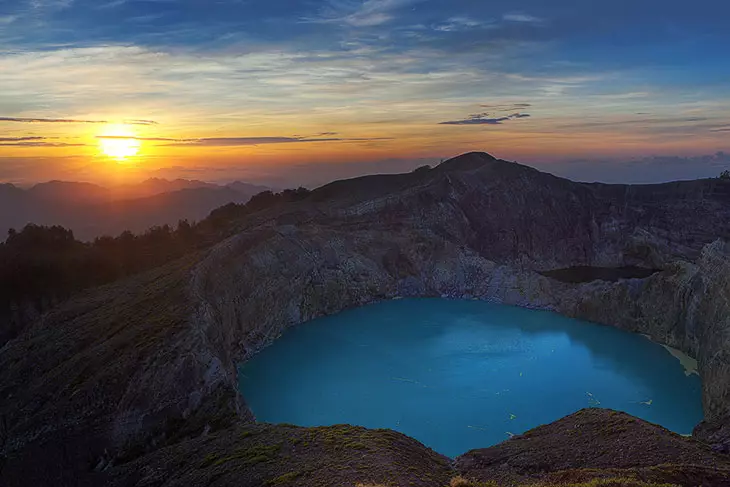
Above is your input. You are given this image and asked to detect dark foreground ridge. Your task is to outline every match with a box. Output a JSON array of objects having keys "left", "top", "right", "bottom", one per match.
[
  {"left": 103, "top": 410, "right": 730, "bottom": 487},
  {"left": 457, "top": 409, "right": 730, "bottom": 486},
  {"left": 2, "top": 152, "right": 730, "bottom": 486}
]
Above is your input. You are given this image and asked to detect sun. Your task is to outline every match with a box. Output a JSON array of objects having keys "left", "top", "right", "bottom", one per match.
[
  {"left": 100, "top": 137, "right": 140, "bottom": 160},
  {"left": 98, "top": 125, "right": 141, "bottom": 161}
]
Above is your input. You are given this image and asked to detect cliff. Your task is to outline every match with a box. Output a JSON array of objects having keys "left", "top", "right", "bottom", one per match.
[{"left": 1, "top": 152, "right": 729, "bottom": 485}]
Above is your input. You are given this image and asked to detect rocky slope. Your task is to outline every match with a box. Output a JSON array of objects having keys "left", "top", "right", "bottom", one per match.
[
  {"left": 456, "top": 409, "right": 730, "bottom": 486},
  {"left": 100, "top": 410, "right": 730, "bottom": 487},
  {"left": 1, "top": 152, "right": 729, "bottom": 485}
]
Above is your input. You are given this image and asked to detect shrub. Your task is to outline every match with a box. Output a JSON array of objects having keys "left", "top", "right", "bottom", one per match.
[{"left": 449, "top": 476, "right": 497, "bottom": 487}]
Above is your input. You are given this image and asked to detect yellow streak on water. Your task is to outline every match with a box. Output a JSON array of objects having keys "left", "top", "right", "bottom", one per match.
[
  {"left": 661, "top": 345, "right": 699, "bottom": 377},
  {"left": 641, "top": 334, "right": 699, "bottom": 376}
]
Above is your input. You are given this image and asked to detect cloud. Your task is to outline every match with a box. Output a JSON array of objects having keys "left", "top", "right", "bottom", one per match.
[
  {"left": 0, "top": 136, "right": 46, "bottom": 142},
  {"left": 0, "top": 117, "right": 157, "bottom": 125},
  {"left": 0, "top": 142, "right": 86, "bottom": 147},
  {"left": 503, "top": 13, "right": 545, "bottom": 24},
  {"left": 30, "top": 0, "right": 75, "bottom": 10},
  {"left": 0, "top": 45, "right": 530, "bottom": 132},
  {"left": 441, "top": 117, "right": 509, "bottom": 125},
  {"left": 96, "top": 135, "right": 176, "bottom": 141},
  {"left": 0, "top": 117, "right": 107, "bottom": 124},
  {"left": 1, "top": 2, "right": 728, "bottom": 174},
  {"left": 481, "top": 103, "right": 532, "bottom": 112},
  {"left": 94, "top": 134, "right": 391, "bottom": 146},
  {"left": 165, "top": 136, "right": 392, "bottom": 146},
  {"left": 433, "top": 16, "right": 489, "bottom": 32},
  {"left": 123, "top": 119, "right": 159, "bottom": 125},
  {"left": 304, "top": 0, "right": 421, "bottom": 27},
  {"left": 95, "top": 0, "right": 127, "bottom": 8},
  {"left": 440, "top": 112, "right": 531, "bottom": 125}
]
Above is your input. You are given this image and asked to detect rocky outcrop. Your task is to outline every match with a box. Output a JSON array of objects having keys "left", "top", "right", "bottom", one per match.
[
  {"left": 457, "top": 408, "right": 730, "bottom": 486},
  {"left": 2, "top": 152, "right": 730, "bottom": 484}
]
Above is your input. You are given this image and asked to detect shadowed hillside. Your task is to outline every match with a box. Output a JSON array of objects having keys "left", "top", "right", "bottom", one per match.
[{"left": 0, "top": 187, "right": 311, "bottom": 345}]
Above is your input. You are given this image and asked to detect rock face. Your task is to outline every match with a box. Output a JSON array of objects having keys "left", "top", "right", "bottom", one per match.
[{"left": 2, "top": 152, "right": 730, "bottom": 484}]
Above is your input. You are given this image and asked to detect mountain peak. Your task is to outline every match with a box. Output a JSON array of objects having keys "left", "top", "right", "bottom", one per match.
[
  {"left": 436, "top": 152, "right": 500, "bottom": 172},
  {"left": 28, "top": 181, "right": 109, "bottom": 201}
]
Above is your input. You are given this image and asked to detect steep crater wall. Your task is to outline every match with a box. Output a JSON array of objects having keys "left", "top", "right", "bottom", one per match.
[
  {"left": 193, "top": 224, "right": 730, "bottom": 424},
  {"left": 190, "top": 158, "right": 730, "bottom": 452}
]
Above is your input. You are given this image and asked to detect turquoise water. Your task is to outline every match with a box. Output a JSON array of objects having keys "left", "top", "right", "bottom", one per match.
[{"left": 239, "top": 298, "right": 703, "bottom": 457}]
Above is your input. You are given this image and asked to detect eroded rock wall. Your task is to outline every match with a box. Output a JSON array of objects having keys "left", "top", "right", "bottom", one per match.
[{"left": 190, "top": 155, "right": 730, "bottom": 437}]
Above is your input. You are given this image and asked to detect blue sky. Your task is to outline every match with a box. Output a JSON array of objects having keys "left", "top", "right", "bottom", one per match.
[{"left": 0, "top": 0, "right": 729, "bottom": 186}]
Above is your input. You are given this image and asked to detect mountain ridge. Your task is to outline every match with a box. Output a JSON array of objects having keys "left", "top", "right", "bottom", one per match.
[
  {"left": 1, "top": 152, "right": 729, "bottom": 486},
  {"left": 0, "top": 178, "right": 275, "bottom": 241}
]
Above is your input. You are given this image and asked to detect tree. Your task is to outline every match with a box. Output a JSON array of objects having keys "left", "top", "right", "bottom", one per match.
[
  {"left": 176, "top": 219, "right": 196, "bottom": 243},
  {"left": 720, "top": 170, "right": 730, "bottom": 180},
  {"left": 281, "top": 187, "right": 311, "bottom": 202},
  {"left": 247, "top": 190, "right": 278, "bottom": 210}
]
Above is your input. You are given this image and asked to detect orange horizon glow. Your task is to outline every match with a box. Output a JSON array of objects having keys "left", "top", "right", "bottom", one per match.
[{"left": 1, "top": 109, "right": 729, "bottom": 188}]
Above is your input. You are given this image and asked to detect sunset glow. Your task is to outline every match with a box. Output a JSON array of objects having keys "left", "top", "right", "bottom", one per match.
[{"left": 0, "top": 1, "right": 729, "bottom": 186}]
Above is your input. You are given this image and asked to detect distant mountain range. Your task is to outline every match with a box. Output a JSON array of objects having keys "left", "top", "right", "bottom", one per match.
[{"left": 0, "top": 178, "right": 273, "bottom": 241}]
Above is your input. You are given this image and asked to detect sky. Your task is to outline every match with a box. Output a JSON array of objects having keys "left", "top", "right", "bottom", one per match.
[{"left": 1, "top": 0, "right": 730, "bottom": 187}]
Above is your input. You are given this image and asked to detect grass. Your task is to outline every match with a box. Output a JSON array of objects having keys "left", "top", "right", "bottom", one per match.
[
  {"left": 532, "top": 479, "right": 678, "bottom": 487},
  {"left": 200, "top": 443, "right": 283, "bottom": 468},
  {"left": 305, "top": 424, "right": 396, "bottom": 452},
  {"left": 446, "top": 477, "right": 677, "bottom": 487},
  {"left": 266, "top": 471, "right": 303, "bottom": 485},
  {"left": 449, "top": 476, "right": 498, "bottom": 487}
]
